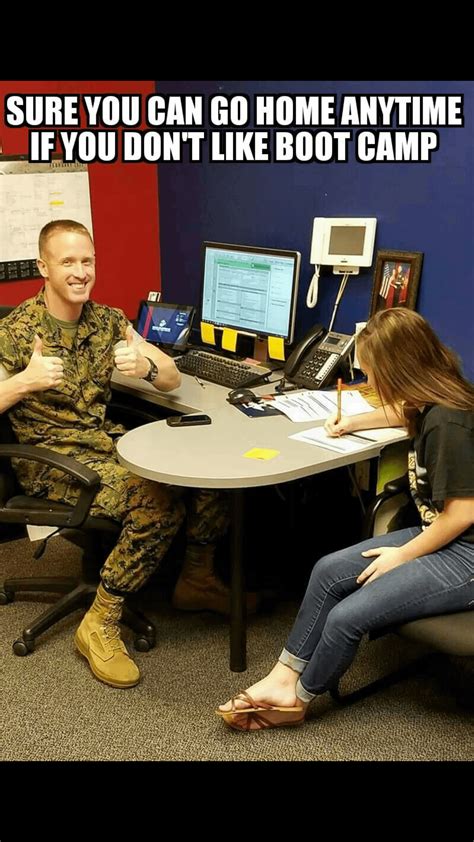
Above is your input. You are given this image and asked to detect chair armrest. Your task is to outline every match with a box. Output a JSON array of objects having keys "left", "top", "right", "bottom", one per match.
[
  {"left": 0, "top": 444, "right": 101, "bottom": 528},
  {"left": 383, "top": 474, "right": 410, "bottom": 496},
  {"left": 362, "top": 473, "right": 410, "bottom": 540},
  {"left": 0, "top": 444, "right": 99, "bottom": 485}
]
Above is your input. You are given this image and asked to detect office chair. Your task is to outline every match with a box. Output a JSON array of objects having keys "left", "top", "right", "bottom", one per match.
[
  {"left": 329, "top": 475, "right": 474, "bottom": 708},
  {"left": 0, "top": 402, "right": 159, "bottom": 657}
]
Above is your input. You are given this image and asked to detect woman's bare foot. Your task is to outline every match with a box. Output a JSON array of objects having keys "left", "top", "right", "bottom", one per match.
[{"left": 217, "top": 662, "right": 308, "bottom": 729}]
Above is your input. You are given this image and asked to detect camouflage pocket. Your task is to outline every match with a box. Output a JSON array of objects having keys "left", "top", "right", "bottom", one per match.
[{"left": 90, "top": 353, "right": 114, "bottom": 388}]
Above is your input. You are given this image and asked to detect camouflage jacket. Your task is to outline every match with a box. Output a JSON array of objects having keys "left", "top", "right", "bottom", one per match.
[{"left": 0, "top": 289, "right": 130, "bottom": 467}]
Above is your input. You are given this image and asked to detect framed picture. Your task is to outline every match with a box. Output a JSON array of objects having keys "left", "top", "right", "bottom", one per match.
[{"left": 369, "top": 250, "right": 423, "bottom": 317}]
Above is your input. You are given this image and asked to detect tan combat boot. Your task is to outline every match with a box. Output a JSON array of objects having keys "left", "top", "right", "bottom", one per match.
[
  {"left": 75, "top": 582, "right": 140, "bottom": 688},
  {"left": 172, "top": 543, "right": 258, "bottom": 615}
]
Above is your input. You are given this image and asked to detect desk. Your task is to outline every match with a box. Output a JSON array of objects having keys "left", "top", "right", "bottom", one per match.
[{"left": 113, "top": 371, "right": 406, "bottom": 670}]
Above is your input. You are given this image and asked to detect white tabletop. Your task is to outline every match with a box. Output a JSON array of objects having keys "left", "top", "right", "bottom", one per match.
[{"left": 113, "top": 371, "right": 403, "bottom": 490}]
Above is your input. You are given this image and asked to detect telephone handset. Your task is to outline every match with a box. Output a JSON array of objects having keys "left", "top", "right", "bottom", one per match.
[
  {"left": 284, "top": 324, "right": 326, "bottom": 379},
  {"left": 284, "top": 324, "right": 354, "bottom": 390}
]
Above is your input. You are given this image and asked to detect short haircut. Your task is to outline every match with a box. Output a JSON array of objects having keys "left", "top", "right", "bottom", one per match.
[{"left": 39, "top": 220, "right": 93, "bottom": 257}]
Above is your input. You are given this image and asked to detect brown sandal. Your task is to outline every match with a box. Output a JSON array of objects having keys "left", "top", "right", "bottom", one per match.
[{"left": 216, "top": 691, "right": 305, "bottom": 731}]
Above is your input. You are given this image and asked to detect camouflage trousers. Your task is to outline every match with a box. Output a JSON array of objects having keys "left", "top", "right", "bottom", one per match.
[{"left": 17, "top": 448, "right": 229, "bottom": 593}]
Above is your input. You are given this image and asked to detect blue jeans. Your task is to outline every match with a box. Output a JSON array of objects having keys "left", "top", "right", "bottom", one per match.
[{"left": 279, "top": 528, "right": 474, "bottom": 703}]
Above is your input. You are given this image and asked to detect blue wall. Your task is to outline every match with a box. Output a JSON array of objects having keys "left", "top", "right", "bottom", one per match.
[{"left": 157, "top": 81, "right": 473, "bottom": 379}]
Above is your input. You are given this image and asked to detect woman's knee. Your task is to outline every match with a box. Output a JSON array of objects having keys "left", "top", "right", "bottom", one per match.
[
  {"left": 306, "top": 544, "right": 365, "bottom": 599},
  {"left": 310, "top": 547, "right": 353, "bottom": 580},
  {"left": 305, "top": 554, "right": 339, "bottom": 597}
]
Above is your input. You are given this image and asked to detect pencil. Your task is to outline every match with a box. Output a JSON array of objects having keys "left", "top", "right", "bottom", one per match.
[{"left": 336, "top": 377, "right": 342, "bottom": 423}]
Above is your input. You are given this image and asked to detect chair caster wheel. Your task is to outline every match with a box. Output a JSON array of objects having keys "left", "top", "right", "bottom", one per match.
[
  {"left": 134, "top": 636, "right": 152, "bottom": 652},
  {"left": 13, "top": 638, "right": 34, "bottom": 656},
  {"left": 0, "top": 589, "right": 14, "bottom": 605}
]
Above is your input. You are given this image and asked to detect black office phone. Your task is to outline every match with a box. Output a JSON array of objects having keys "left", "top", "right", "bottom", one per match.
[{"left": 284, "top": 324, "right": 354, "bottom": 389}]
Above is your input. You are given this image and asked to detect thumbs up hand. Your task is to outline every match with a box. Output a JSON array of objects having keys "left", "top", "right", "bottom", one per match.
[
  {"left": 19, "top": 334, "right": 64, "bottom": 392},
  {"left": 114, "top": 325, "right": 149, "bottom": 378}
]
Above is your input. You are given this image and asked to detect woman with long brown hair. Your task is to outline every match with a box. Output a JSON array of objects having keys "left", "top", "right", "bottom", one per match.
[{"left": 217, "top": 308, "right": 474, "bottom": 731}]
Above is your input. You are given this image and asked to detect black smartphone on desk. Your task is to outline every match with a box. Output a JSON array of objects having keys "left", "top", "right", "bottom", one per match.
[{"left": 166, "top": 414, "right": 212, "bottom": 427}]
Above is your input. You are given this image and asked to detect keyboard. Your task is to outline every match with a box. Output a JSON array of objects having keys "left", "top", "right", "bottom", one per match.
[{"left": 176, "top": 349, "right": 272, "bottom": 388}]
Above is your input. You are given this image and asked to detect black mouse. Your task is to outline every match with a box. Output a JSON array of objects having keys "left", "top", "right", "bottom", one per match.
[{"left": 227, "top": 388, "right": 258, "bottom": 405}]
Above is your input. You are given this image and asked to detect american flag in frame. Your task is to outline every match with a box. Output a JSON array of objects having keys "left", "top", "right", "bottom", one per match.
[{"left": 369, "top": 250, "right": 424, "bottom": 318}]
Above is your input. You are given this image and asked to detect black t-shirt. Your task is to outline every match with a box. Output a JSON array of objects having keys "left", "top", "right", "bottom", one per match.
[{"left": 408, "top": 404, "right": 474, "bottom": 544}]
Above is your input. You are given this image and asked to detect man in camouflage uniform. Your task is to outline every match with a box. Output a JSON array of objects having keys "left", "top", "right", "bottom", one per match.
[{"left": 0, "top": 219, "right": 239, "bottom": 690}]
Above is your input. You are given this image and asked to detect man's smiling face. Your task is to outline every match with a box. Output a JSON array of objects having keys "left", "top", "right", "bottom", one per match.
[{"left": 38, "top": 230, "right": 96, "bottom": 318}]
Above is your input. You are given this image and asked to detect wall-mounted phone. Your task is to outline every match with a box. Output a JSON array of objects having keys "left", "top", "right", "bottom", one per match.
[
  {"left": 284, "top": 324, "right": 354, "bottom": 390},
  {"left": 306, "top": 217, "right": 377, "bottom": 311}
]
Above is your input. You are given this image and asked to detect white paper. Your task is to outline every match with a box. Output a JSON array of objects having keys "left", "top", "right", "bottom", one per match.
[
  {"left": 26, "top": 525, "right": 58, "bottom": 542},
  {"left": 271, "top": 389, "right": 376, "bottom": 423},
  {"left": 290, "top": 426, "right": 406, "bottom": 453},
  {"left": 0, "top": 167, "right": 92, "bottom": 262}
]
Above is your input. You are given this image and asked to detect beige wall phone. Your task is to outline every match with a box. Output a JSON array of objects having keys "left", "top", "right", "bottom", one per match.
[{"left": 307, "top": 217, "right": 377, "bottom": 326}]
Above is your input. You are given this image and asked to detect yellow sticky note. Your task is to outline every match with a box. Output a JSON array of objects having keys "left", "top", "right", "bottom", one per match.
[
  {"left": 222, "top": 328, "right": 238, "bottom": 352},
  {"left": 268, "top": 336, "right": 285, "bottom": 361},
  {"left": 200, "top": 322, "right": 216, "bottom": 345},
  {"left": 244, "top": 448, "right": 280, "bottom": 461}
]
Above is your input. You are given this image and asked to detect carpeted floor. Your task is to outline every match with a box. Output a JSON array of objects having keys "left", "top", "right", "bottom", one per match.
[{"left": 1, "top": 535, "right": 473, "bottom": 762}]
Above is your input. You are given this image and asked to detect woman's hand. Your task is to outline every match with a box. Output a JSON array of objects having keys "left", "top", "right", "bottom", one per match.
[
  {"left": 357, "top": 547, "right": 407, "bottom": 585},
  {"left": 324, "top": 413, "right": 353, "bottom": 437}
]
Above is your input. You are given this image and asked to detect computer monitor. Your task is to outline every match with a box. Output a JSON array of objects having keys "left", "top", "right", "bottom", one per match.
[
  {"left": 201, "top": 241, "right": 301, "bottom": 343},
  {"left": 136, "top": 301, "right": 195, "bottom": 351}
]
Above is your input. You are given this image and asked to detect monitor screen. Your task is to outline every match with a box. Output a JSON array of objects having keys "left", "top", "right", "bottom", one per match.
[
  {"left": 201, "top": 242, "right": 301, "bottom": 343},
  {"left": 136, "top": 301, "right": 195, "bottom": 350},
  {"left": 328, "top": 226, "right": 366, "bottom": 256},
  {"left": 311, "top": 217, "right": 377, "bottom": 269}
]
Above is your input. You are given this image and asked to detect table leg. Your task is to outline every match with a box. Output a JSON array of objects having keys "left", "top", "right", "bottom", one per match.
[{"left": 230, "top": 488, "right": 246, "bottom": 671}]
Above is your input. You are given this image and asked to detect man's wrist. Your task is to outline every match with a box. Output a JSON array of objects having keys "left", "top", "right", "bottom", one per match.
[
  {"left": 14, "top": 371, "right": 32, "bottom": 396},
  {"left": 142, "top": 356, "right": 159, "bottom": 383}
]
